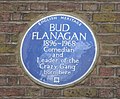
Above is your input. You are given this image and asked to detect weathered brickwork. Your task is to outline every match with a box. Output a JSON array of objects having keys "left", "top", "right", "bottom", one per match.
[{"left": 0, "top": 0, "right": 120, "bottom": 99}]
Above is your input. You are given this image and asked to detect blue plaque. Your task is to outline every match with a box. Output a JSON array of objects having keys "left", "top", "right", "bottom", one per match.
[{"left": 20, "top": 14, "right": 98, "bottom": 88}]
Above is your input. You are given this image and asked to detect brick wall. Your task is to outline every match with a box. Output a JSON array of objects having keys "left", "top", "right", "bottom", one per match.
[{"left": 0, "top": 0, "right": 120, "bottom": 99}]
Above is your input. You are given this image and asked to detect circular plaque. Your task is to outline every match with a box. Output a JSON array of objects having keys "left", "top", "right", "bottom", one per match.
[{"left": 20, "top": 14, "right": 98, "bottom": 88}]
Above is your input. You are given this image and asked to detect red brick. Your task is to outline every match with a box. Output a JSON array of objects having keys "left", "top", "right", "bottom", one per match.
[
  {"left": 0, "top": 77, "right": 7, "bottom": 86},
  {"left": 96, "top": 56, "right": 102, "bottom": 65},
  {"left": 76, "top": 78, "right": 90, "bottom": 86},
  {"left": 91, "top": 77, "right": 114, "bottom": 87},
  {"left": 0, "top": 55, "right": 16, "bottom": 64},
  {"left": 0, "top": 3, "right": 13, "bottom": 11},
  {"left": 99, "top": 88, "right": 114, "bottom": 98},
  {"left": 0, "top": 1, "right": 120, "bottom": 98},
  {"left": 0, "top": 24, "right": 13, "bottom": 33},
  {"left": 7, "top": 76, "right": 18, "bottom": 86},
  {"left": 12, "top": 23, "right": 28, "bottom": 33},
  {"left": 91, "top": 67, "right": 97, "bottom": 76},
  {"left": 99, "top": 56, "right": 120, "bottom": 65},
  {"left": 48, "top": 2, "right": 82, "bottom": 11},
  {"left": 35, "top": 98, "right": 56, "bottom": 99},
  {"left": 5, "top": 34, "right": 11, "bottom": 43},
  {"left": 0, "top": 88, "right": 25, "bottom": 96},
  {"left": 0, "top": 3, "right": 30, "bottom": 11},
  {"left": 100, "top": 45, "right": 117, "bottom": 55},
  {"left": 118, "top": 46, "right": 120, "bottom": 54},
  {"left": 117, "top": 4, "right": 120, "bottom": 10},
  {"left": 30, "top": 3, "right": 47, "bottom": 11},
  {"left": 17, "top": 3, "right": 30, "bottom": 11},
  {"left": 117, "top": 89, "right": 120, "bottom": 97},
  {"left": 25, "top": 87, "right": 43, "bottom": 96},
  {"left": 12, "top": 13, "right": 21, "bottom": 21},
  {"left": 116, "top": 68, "right": 120, "bottom": 76},
  {"left": 97, "top": 35, "right": 120, "bottom": 44},
  {"left": 0, "top": 67, "right": 23, "bottom": 75},
  {"left": 44, "top": 89, "right": 61, "bottom": 97},
  {"left": 0, "top": 13, "right": 11, "bottom": 21},
  {"left": 99, "top": 67, "right": 114, "bottom": 76},
  {"left": 115, "top": 13, "right": 120, "bottom": 22},
  {"left": 19, "top": 76, "right": 34, "bottom": 86}
]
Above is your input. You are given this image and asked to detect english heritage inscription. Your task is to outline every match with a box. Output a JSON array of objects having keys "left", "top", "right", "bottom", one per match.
[{"left": 20, "top": 14, "right": 98, "bottom": 88}]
